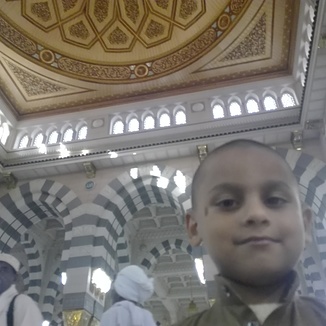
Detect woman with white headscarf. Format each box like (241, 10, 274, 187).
(100, 265, 157, 326)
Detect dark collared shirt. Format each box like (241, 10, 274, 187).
(174, 272, 326, 326)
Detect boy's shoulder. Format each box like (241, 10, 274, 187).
(296, 295, 326, 316)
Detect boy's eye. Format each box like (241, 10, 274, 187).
(216, 199, 238, 210)
(265, 196, 287, 207)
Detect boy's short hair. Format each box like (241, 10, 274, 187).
(191, 139, 296, 209)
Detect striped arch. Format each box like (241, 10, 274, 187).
(42, 267, 62, 323)
(21, 232, 42, 302)
(276, 148, 326, 298)
(50, 291, 63, 326)
(92, 165, 192, 276)
(140, 239, 192, 272)
(19, 264, 29, 293)
(117, 230, 130, 270)
(0, 179, 82, 270)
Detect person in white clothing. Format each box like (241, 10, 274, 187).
(100, 265, 156, 326)
(0, 253, 43, 326)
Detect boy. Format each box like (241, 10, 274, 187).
(175, 139, 326, 325)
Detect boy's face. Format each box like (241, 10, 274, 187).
(187, 146, 312, 286)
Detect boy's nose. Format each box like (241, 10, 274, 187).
(242, 197, 269, 227)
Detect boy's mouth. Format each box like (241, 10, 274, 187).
(235, 236, 280, 245)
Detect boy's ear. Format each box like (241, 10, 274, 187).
(302, 205, 313, 245)
(186, 211, 202, 247)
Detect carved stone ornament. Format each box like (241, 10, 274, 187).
(222, 13, 266, 61)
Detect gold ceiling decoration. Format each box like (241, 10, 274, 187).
(0, 0, 299, 117)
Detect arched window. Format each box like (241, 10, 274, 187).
(263, 96, 278, 111)
(175, 110, 186, 125)
(246, 99, 259, 113)
(159, 113, 171, 127)
(144, 115, 155, 130)
(112, 120, 124, 134)
(48, 130, 59, 144)
(63, 128, 73, 142)
(19, 135, 29, 149)
(229, 102, 242, 116)
(78, 126, 88, 140)
(128, 118, 140, 132)
(281, 93, 296, 108)
(33, 132, 44, 147)
(212, 104, 225, 119)
(1, 123, 10, 145)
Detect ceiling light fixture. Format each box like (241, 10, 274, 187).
(61, 272, 67, 285)
(194, 258, 206, 285)
(108, 151, 118, 158)
(91, 268, 112, 294)
(38, 143, 47, 154)
(130, 167, 139, 179)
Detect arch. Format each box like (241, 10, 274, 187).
(275, 148, 326, 298)
(143, 114, 155, 130)
(159, 111, 171, 127)
(127, 116, 140, 132)
(262, 92, 278, 111)
(174, 108, 186, 125)
(18, 134, 29, 149)
(77, 125, 88, 140)
(62, 127, 74, 142)
(47, 130, 59, 144)
(212, 100, 225, 119)
(42, 267, 62, 323)
(19, 264, 30, 292)
(0, 122, 10, 145)
(245, 97, 260, 114)
(116, 230, 130, 270)
(0, 179, 82, 270)
(141, 239, 192, 272)
(33, 132, 44, 147)
(280, 91, 297, 108)
(21, 232, 42, 302)
(91, 165, 192, 276)
(228, 98, 243, 116)
(112, 119, 124, 135)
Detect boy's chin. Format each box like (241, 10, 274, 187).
(225, 268, 293, 287)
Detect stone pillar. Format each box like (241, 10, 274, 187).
(62, 223, 106, 324)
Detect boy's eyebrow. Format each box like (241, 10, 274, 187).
(208, 183, 244, 194)
(261, 180, 293, 192)
(208, 180, 293, 194)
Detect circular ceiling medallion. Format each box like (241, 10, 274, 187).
(218, 14, 231, 31)
(134, 64, 149, 78)
(40, 49, 55, 64)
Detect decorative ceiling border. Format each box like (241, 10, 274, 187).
(0, 0, 252, 83)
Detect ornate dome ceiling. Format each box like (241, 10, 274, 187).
(0, 0, 298, 116)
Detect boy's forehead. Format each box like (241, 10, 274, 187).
(201, 145, 295, 181)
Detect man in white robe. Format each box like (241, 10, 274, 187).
(0, 253, 43, 326)
(100, 265, 157, 326)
